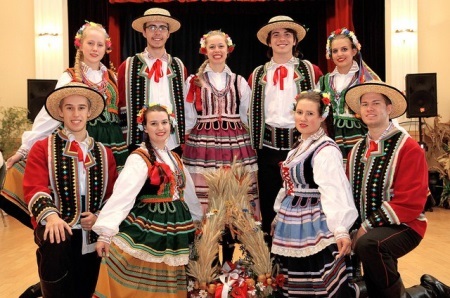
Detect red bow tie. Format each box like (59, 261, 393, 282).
(70, 140, 87, 165)
(273, 65, 288, 90)
(366, 140, 378, 158)
(146, 59, 163, 83)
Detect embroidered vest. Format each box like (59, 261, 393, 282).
(249, 60, 315, 149)
(124, 55, 185, 147)
(348, 130, 405, 225)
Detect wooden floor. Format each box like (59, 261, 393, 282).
(0, 208, 449, 297)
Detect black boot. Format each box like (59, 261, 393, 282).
(379, 277, 408, 298)
(19, 282, 42, 298)
(405, 285, 433, 298)
(420, 274, 450, 298)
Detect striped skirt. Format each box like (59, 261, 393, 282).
(272, 195, 351, 297)
(182, 119, 258, 208)
(93, 244, 187, 298)
(94, 200, 195, 297)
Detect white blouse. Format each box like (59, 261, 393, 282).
(92, 146, 203, 237)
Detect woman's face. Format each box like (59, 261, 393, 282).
(80, 28, 107, 69)
(294, 99, 324, 139)
(144, 110, 171, 149)
(205, 34, 228, 66)
(331, 36, 357, 72)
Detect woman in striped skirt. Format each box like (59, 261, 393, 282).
(92, 104, 202, 298)
(271, 90, 358, 297)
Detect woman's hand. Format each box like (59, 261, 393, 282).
(6, 153, 23, 169)
(96, 240, 111, 258)
(336, 237, 352, 259)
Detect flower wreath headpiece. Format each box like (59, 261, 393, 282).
(325, 27, 361, 59)
(294, 90, 331, 119)
(136, 103, 178, 131)
(199, 30, 235, 54)
(74, 21, 112, 54)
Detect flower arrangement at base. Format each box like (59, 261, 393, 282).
(187, 160, 284, 297)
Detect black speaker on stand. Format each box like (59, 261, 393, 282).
(27, 79, 57, 122)
(405, 73, 438, 148)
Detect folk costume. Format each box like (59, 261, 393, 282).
(184, 64, 258, 210)
(320, 28, 381, 161)
(118, 8, 187, 153)
(0, 63, 128, 229)
(248, 56, 322, 240)
(345, 82, 429, 297)
(92, 145, 202, 298)
(23, 83, 118, 298)
(272, 127, 357, 297)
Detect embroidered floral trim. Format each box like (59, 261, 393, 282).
(326, 27, 361, 59)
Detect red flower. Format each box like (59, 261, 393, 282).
(231, 282, 248, 298)
(334, 28, 342, 35)
(276, 274, 285, 288)
(322, 97, 331, 106)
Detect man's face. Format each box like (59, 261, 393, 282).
(268, 28, 296, 56)
(359, 92, 392, 129)
(58, 95, 91, 134)
(143, 21, 170, 50)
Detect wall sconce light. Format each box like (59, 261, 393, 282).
(37, 32, 60, 47)
(394, 28, 416, 44)
(395, 29, 415, 34)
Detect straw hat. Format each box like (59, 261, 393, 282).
(45, 82, 105, 122)
(257, 15, 307, 45)
(132, 7, 181, 34)
(345, 81, 407, 119)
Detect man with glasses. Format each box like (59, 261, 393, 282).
(118, 7, 187, 155)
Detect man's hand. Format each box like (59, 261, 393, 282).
(80, 212, 97, 231)
(44, 214, 72, 243)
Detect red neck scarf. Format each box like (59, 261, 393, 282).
(273, 65, 288, 90)
(146, 59, 163, 83)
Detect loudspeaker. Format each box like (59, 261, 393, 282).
(405, 73, 437, 118)
(27, 79, 57, 122)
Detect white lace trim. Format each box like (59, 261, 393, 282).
(113, 236, 189, 267)
(271, 238, 336, 258)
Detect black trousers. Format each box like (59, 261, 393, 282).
(256, 147, 289, 246)
(354, 225, 422, 297)
(34, 226, 101, 298)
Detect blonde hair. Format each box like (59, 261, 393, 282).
(73, 22, 111, 82)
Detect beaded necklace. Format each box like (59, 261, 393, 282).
(81, 63, 109, 95)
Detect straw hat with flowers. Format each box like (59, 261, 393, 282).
(257, 15, 307, 45)
(345, 81, 407, 119)
(45, 82, 105, 122)
(132, 7, 181, 34)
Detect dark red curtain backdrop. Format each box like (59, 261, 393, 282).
(68, 0, 384, 79)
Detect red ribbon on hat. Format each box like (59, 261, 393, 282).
(366, 140, 378, 158)
(146, 59, 163, 83)
(273, 65, 288, 90)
